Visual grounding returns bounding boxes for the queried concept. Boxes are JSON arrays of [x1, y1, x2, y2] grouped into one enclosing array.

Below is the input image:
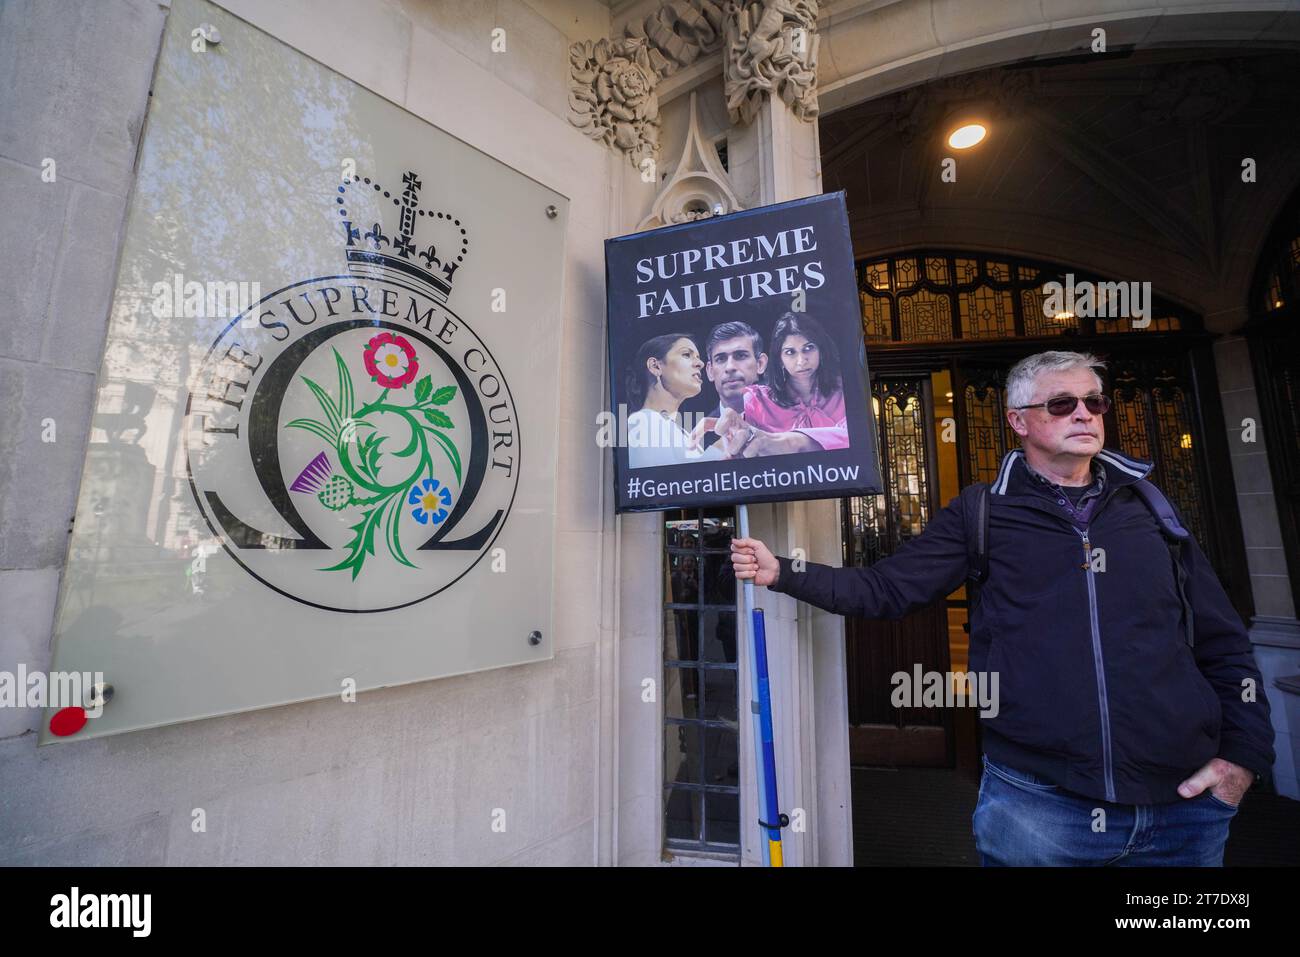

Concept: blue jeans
[[973, 755, 1237, 866]]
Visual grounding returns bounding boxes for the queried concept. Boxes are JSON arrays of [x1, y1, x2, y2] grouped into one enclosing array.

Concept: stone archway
[[818, 1, 1300, 114]]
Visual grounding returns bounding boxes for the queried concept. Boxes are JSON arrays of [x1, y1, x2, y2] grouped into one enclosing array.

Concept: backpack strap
[[1130, 478, 1191, 540], [961, 481, 991, 593], [1130, 479, 1196, 649]]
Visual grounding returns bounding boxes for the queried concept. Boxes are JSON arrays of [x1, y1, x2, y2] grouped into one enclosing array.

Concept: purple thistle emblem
[[290, 452, 333, 493]]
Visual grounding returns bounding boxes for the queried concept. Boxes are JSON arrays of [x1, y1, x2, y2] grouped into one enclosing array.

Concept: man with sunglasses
[[731, 350, 1275, 866]]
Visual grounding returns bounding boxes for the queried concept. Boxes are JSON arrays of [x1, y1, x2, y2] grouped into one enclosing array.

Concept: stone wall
[[0, 0, 616, 865]]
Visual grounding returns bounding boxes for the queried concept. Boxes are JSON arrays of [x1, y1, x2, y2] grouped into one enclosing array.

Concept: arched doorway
[[812, 44, 1300, 777]]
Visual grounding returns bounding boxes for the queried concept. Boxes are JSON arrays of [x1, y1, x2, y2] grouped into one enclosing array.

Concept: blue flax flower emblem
[[409, 477, 452, 525]]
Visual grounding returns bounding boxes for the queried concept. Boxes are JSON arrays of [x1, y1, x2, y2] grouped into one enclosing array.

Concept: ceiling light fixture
[[947, 122, 987, 150]]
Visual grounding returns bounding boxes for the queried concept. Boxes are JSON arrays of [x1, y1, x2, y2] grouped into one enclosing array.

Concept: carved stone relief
[[568, 0, 821, 165], [569, 37, 662, 169], [723, 0, 820, 127]]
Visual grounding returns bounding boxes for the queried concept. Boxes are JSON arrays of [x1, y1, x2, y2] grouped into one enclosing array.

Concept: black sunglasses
[[1014, 393, 1111, 416]]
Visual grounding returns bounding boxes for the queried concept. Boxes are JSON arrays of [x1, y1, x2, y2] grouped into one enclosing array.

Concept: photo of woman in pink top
[[738, 312, 849, 453]]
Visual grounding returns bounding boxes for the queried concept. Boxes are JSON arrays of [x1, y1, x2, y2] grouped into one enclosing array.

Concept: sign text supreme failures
[[634, 224, 825, 319]]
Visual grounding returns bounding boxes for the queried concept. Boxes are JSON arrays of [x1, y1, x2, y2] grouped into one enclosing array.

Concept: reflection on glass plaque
[[41, 0, 567, 741]]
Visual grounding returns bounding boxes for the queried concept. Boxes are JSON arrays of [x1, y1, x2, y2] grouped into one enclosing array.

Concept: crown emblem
[[336, 170, 469, 302]]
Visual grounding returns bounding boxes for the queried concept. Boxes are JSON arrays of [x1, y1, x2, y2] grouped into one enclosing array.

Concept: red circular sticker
[[49, 707, 88, 736]]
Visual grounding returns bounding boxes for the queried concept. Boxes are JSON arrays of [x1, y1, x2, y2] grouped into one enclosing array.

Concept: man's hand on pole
[[731, 537, 780, 587]]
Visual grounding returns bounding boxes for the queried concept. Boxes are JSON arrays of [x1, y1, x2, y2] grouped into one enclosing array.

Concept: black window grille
[[663, 506, 740, 856]]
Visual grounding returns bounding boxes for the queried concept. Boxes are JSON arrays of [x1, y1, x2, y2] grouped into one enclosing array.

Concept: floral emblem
[[285, 333, 460, 579], [363, 331, 419, 389], [409, 478, 452, 525]]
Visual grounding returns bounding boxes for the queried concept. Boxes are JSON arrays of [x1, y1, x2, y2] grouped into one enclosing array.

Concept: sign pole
[[738, 504, 785, 866]]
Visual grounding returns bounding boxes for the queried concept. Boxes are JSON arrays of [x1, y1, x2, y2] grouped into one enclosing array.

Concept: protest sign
[[604, 192, 882, 512]]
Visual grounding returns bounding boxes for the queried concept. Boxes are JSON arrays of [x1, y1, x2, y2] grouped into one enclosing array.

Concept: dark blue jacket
[[770, 448, 1275, 805]]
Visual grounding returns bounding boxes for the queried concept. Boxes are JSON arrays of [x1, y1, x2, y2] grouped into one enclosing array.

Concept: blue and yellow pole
[[751, 606, 783, 866], [738, 504, 784, 866]]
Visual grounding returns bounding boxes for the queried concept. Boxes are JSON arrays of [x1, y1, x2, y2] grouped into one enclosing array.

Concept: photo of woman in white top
[[625, 333, 734, 468]]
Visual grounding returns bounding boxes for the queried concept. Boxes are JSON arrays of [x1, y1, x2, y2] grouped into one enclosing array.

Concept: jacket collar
[[989, 448, 1153, 496]]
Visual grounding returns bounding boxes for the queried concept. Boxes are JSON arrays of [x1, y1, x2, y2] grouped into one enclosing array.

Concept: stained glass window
[[899, 288, 953, 341], [964, 377, 1017, 486], [844, 379, 930, 565], [856, 253, 1193, 343], [1110, 361, 1211, 549]]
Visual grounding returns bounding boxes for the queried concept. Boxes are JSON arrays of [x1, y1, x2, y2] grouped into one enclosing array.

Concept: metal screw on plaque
[[545, 205, 557, 219], [197, 23, 221, 44], [528, 630, 542, 646], [85, 682, 115, 709]]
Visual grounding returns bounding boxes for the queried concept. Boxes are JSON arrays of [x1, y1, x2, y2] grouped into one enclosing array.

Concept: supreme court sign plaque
[[41, 0, 567, 741]]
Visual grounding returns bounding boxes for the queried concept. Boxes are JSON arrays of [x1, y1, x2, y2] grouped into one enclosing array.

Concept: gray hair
[[1005, 351, 1106, 409]]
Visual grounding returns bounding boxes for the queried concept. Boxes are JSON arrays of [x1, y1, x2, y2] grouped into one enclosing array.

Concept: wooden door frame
[[843, 368, 954, 767]]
